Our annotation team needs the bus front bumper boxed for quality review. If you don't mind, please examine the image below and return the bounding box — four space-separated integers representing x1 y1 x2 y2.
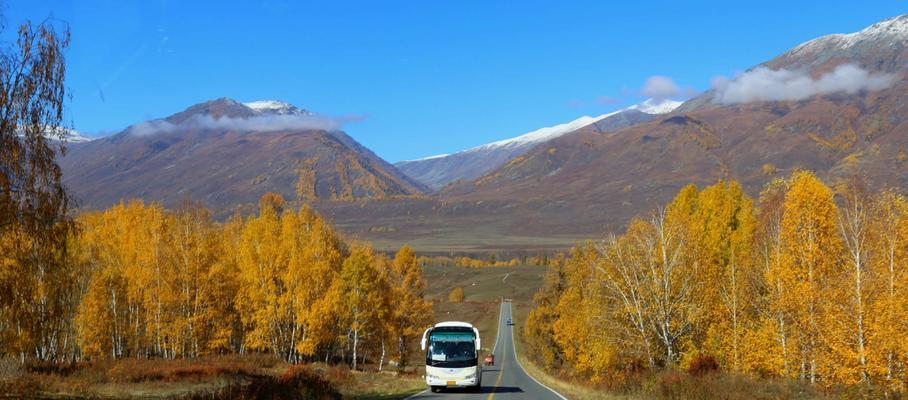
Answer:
425 369 479 387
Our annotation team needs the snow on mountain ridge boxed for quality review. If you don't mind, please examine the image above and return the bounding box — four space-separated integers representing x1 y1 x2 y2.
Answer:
63 129 95 143
628 98 684 114
400 98 682 163
475 114 607 151
469 98 682 152
243 100 311 116
791 14 908 54
28 126 94 143
406 153 451 162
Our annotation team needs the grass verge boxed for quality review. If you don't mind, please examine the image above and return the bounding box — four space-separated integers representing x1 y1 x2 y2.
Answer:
510 303 902 400
0 355 427 399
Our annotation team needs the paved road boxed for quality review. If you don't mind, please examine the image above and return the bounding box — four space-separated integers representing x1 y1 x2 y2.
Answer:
406 302 567 400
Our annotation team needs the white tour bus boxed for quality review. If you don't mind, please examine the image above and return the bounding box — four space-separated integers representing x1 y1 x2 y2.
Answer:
420 321 482 392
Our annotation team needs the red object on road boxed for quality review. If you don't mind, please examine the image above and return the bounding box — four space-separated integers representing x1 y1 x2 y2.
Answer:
484 354 494 365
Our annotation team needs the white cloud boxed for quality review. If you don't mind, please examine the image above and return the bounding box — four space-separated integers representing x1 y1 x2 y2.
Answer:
712 63 896 104
127 113 356 137
641 75 681 100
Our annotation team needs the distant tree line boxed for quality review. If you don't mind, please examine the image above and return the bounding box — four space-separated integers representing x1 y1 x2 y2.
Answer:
525 171 908 390
418 254 552 268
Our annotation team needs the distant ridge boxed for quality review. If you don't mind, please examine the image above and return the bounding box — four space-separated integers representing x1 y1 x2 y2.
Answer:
396 98 682 189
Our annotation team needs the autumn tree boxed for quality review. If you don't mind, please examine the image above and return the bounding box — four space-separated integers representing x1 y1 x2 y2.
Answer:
0 17 71 235
333 245 389 370
834 179 873 383
0 16 74 362
751 178 792 377
523 256 565 369
448 287 465 303
74 201 170 359
868 189 908 386
202 212 245 354
776 171 843 383
566 241 620 374
691 180 757 371
388 245 432 369
282 204 345 360
235 193 297 359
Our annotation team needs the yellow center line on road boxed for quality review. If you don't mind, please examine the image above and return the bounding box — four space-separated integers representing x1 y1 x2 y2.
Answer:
487 306 506 400
487 354 505 400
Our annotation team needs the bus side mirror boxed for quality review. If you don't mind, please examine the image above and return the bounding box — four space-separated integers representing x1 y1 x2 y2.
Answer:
420 327 431 351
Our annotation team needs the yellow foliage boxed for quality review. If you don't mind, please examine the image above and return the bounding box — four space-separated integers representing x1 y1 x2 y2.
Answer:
527 172 908 389
0 193 434 369
448 287 465 303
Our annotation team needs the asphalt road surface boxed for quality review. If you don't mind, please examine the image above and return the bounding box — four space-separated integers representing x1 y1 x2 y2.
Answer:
406 302 568 400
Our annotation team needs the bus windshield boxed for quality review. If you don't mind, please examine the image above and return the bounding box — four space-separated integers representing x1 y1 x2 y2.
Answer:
427 331 477 368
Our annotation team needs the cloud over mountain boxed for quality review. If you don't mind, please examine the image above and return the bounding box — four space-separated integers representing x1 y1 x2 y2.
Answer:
127 113 357 137
711 63 896 104
641 75 681 100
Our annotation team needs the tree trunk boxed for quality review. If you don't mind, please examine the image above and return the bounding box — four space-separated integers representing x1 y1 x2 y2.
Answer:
398 335 406 370
379 339 385 372
352 327 359 371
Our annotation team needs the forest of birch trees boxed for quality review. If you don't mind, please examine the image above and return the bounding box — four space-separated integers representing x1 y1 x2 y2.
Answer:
0 193 432 370
525 171 908 389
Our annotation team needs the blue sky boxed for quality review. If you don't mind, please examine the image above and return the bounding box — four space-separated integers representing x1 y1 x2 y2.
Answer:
5 1 906 162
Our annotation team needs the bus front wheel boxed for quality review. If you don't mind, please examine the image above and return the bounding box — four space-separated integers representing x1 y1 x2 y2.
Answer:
430 386 442 393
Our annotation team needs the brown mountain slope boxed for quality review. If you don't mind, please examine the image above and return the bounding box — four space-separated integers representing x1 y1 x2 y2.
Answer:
394 100 678 190
448 85 906 205
301 15 908 252
436 16 908 237
61 98 426 211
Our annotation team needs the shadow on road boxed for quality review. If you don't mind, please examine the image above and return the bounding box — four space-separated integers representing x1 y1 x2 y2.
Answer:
437 386 524 394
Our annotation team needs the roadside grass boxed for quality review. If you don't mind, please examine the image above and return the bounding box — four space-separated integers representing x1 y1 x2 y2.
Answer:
0 355 430 399
335 369 425 399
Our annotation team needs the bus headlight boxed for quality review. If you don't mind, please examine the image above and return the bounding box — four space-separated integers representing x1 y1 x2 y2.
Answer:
465 372 476 380
427 374 440 380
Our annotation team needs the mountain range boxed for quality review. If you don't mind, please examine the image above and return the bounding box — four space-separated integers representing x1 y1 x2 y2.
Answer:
395 98 681 189
59 14 908 253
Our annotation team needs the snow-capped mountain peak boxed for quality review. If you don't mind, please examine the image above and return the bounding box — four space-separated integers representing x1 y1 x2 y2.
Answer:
464 98 683 152
62 129 95 143
791 14 908 53
627 98 683 115
25 126 94 143
243 100 311 116
475 115 606 151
